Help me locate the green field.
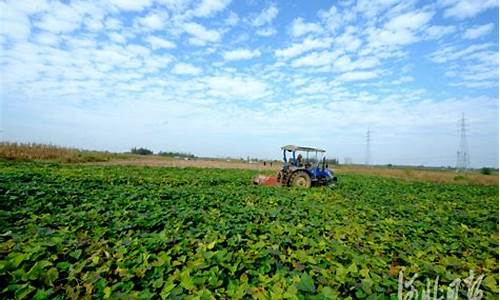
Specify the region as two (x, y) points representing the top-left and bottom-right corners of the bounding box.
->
(0, 161), (498, 299)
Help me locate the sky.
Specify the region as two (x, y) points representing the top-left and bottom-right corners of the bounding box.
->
(0, 0), (498, 167)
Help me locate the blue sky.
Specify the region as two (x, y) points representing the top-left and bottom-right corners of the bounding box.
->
(1, 0), (498, 167)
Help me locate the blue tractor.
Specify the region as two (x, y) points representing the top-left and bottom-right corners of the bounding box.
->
(277, 145), (338, 188)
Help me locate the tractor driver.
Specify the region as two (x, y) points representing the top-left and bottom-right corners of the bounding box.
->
(296, 154), (303, 167)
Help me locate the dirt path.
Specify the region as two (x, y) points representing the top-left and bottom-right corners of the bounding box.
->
(92, 156), (280, 171)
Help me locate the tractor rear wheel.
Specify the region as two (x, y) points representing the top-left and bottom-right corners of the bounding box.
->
(289, 171), (312, 188)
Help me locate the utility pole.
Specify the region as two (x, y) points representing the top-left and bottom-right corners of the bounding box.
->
(456, 113), (470, 171)
(365, 129), (371, 166)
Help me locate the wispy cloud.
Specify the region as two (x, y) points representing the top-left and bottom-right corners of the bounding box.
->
(251, 3), (278, 27)
(190, 0), (232, 17)
(463, 23), (494, 39)
(290, 17), (322, 37)
(146, 35), (176, 49)
(275, 38), (333, 59)
(183, 22), (221, 45)
(137, 13), (166, 31)
(442, 0), (498, 19)
(172, 62), (202, 75)
(338, 70), (379, 81)
(223, 48), (261, 61)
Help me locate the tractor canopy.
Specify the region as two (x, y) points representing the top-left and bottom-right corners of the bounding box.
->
(281, 145), (325, 153)
(281, 145), (326, 167)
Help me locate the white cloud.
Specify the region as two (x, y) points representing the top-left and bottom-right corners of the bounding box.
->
(429, 43), (498, 88)
(275, 37), (333, 59)
(0, 0), (49, 16)
(34, 2), (82, 33)
(0, 4), (31, 41)
(34, 32), (59, 46)
(223, 48), (261, 61)
(366, 10), (434, 47)
(425, 25), (456, 39)
(108, 32), (127, 44)
(84, 17), (103, 32)
(355, 0), (400, 19)
(137, 13), (165, 30)
(442, 0), (498, 19)
(109, 0), (152, 11)
(105, 18), (123, 30)
(146, 36), (176, 49)
(290, 17), (322, 37)
(256, 27), (277, 37)
(287, 51), (380, 73)
(338, 71), (379, 81)
(318, 4), (341, 32)
(183, 22), (221, 45)
(157, 0), (191, 12)
(126, 44), (150, 57)
(225, 11), (239, 26)
(191, 0), (231, 17)
(429, 43), (494, 63)
(391, 76), (414, 84)
(171, 62), (202, 75)
(333, 55), (380, 72)
(252, 4), (278, 27)
(203, 76), (270, 100)
(295, 79), (331, 95)
(335, 32), (362, 52)
(366, 28), (415, 46)
(386, 10), (434, 31)
(291, 50), (342, 68)
(463, 23), (494, 39)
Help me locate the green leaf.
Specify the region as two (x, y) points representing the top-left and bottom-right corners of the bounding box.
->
(32, 289), (50, 300)
(104, 287), (111, 299)
(347, 263), (358, 275)
(25, 260), (52, 281)
(56, 261), (71, 271)
(180, 269), (195, 290)
(45, 268), (59, 285)
(15, 284), (35, 300)
(10, 253), (28, 268)
(319, 286), (338, 299)
(361, 278), (373, 294)
(160, 279), (176, 299)
(482, 275), (498, 292)
(296, 273), (315, 293)
(69, 249), (82, 260)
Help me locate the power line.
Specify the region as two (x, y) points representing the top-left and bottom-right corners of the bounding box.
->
(456, 113), (470, 171)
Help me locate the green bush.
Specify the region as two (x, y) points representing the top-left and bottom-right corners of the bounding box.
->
(480, 167), (491, 175)
(158, 151), (196, 159)
(130, 147), (153, 155)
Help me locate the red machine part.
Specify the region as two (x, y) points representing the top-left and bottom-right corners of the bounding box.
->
(252, 175), (279, 186)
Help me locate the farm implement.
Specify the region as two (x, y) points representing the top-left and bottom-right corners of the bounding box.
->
(253, 145), (337, 188)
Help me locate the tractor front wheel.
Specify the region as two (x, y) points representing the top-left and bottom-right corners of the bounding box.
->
(289, 171), (312, 188)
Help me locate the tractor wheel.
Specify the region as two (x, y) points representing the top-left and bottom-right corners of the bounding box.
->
(289, 171), (312, 188)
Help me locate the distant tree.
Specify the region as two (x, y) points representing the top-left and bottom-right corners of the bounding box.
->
(480, 167), (491, 175)
(158, 151), (196, 159)
(131, 147), (153, 155)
